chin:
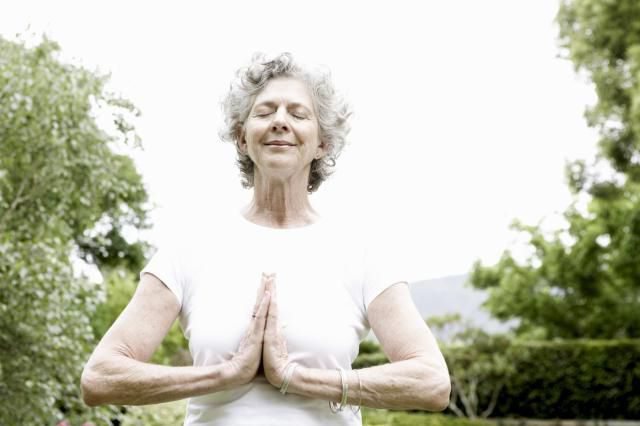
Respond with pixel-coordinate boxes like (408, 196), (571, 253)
(263, 158), (298, 171)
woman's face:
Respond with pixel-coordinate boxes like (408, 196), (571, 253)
(240, 77), (324, 183)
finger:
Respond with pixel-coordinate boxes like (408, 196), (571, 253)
(239, 290), (269, 350)
(251, 289), (271, 341)
(266, 274), (276, 299)
(252, 273), (269, 313)
(251, 273), (272, 316)
(265, 281), (279, 336)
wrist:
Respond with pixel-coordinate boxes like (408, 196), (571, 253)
(285, 365), (349, 406)
(221, 360), (250, 388)
(278, 363), (299, 394)
(285, 364), (307, 395)
(265, 361), (288, 388)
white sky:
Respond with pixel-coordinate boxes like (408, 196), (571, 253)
(1, 0), (599, 282)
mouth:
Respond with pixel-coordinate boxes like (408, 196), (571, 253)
(264, 140), (295, 146)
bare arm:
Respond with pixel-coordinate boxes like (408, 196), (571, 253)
(81, 273), (270, 406)
(285, 283), (451, 411)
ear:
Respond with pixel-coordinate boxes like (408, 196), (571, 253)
(315, 140), (327, 160)
(237, 128), (248, 154)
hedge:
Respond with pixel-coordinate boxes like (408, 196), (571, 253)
(492, 339), (640, 419)
(363, 409), (492, 426)
(354, 339), (640, 419)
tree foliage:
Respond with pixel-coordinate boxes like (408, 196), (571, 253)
(92, 268), (190, 367)
(427, 315), (514, 419)
(469, 0), (640, 339)
(558, 0), (640, 180)
(0, 35), (150, 424)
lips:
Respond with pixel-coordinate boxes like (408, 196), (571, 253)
(265, 140), (295, 146)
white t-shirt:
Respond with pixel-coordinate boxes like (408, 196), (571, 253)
(140, 212), (406, 426)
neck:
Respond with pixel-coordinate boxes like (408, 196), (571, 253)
(243, 172), (319, 228)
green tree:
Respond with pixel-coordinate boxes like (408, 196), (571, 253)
(92, 268), (190, 367)
(469, 0), (640, 339)
(427, 315), (514, 419)
(0, 35), (150, 424)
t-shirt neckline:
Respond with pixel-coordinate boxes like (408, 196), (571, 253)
(237, 211), (324, 232)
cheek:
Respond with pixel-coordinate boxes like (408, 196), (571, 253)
(245, 119), (267, 140)
(298, 123), (321, 145)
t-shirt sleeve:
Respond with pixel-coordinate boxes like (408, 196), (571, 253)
(362, 243), (408, 311)
(139, 246), (186, 308)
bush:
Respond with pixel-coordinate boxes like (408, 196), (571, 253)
(493, 339), (640, 419)
(354, 339), (640, 419)
(359, 339), (384, 354)
(353, 352), (389, 369)
(91, 268), (190, 366)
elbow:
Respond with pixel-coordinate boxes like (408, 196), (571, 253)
(416, 367), (451, 412)
(428, 373), (451, 412)
(80, 366), (106, 407)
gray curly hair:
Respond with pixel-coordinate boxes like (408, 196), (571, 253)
(219, 52), (352, 193)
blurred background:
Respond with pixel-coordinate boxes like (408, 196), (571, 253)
(1, 0), (639, 424)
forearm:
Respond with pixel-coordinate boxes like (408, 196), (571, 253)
(288, 358), (450, 411)
(81, 355), (235, 406)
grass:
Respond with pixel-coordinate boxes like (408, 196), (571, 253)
(119, 399), (186, 425)
(363, 409), (493, 426)
(119, 400), (492, 426)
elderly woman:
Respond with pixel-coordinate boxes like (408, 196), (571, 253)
(81, 53), (451, 425)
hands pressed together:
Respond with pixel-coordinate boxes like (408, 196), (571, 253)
(228, 272), (290, 389)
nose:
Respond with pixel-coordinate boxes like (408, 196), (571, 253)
(271, 107), (290, 132)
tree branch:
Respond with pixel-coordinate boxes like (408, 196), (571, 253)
(453, 375), (475, 418)
(448, 381), (466, 417)
(469, 377), (478, 419)
(480, 382), (504, 418)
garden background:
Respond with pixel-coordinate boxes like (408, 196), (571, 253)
(1, 0), (639, 424)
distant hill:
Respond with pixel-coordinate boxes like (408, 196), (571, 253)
(409, 274), (514, 337)
(366, 274), (515, 342)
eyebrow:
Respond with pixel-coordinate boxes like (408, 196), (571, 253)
(253, 101), (312, 112)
